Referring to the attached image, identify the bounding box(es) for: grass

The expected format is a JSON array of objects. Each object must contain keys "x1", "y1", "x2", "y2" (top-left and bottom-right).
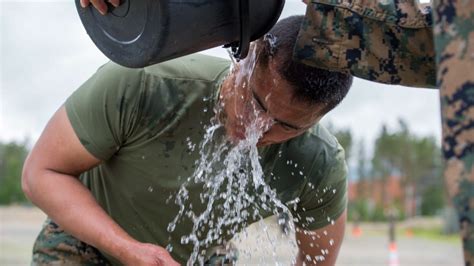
[
  {"x1": 399, "y1": 227, "x2": 460, "y2": 243},
  {"x1": 348, "y1": 221, "x2": 461, "y2": 244}
]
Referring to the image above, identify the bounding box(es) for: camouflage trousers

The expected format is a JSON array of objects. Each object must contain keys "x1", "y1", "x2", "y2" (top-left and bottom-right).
[
  {"x1": 32, "y1": 219, "x2": 111, "y2": 266},
  {"x1": 32, "y1": 218, "x2": 239, "y2": 265}
]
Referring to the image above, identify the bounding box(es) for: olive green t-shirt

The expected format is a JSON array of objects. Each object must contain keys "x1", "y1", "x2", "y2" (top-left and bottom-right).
[{"x1": 65, "y1": 54, "x2": 347, "y2": 264}]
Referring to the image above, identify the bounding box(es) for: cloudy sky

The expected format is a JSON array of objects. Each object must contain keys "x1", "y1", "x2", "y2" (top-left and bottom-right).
[{"x1": 0, "y1": 0, "x2": 441, "y2": 158}]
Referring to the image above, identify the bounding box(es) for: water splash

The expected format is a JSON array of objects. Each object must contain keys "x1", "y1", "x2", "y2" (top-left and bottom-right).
[
  {"x1": 168, "y1": 42, "x2": 297, "y2": 265},
  {"x1": 168, "y1": 108, "x2": 294, "y2": 264}
]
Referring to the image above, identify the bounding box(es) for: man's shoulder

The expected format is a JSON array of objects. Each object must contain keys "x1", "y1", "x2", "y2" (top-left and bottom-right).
[
  {"x1": 285, "y1": 124, "x2": 344, "y2": 162},
  {"x1": 143, "y1": 53, "x2": 231, "y2": 83},
  {"x1": 94, "y1": 54, "x2": 230, "y2": 88},
  {"x1": 262, "y1": 123, "x2": 347, "y2": 193},
  {"x1": 276, "y1": 124, "x2": 346, "y2": 179}
]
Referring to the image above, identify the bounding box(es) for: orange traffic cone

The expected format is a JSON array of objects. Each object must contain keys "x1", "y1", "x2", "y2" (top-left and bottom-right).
[
  {"x1": 388, "y1": 242, "x2": 399, "y2": 266},
  {"x1": 352, "y1": 226, "x2": 362, "y2": 237}
]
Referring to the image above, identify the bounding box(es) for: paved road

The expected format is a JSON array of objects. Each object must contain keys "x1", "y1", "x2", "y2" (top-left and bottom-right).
[
  {"x1": 234, "y1": 217, "x2": 463, "y2": 266},
  {"x1": 0, "y1": 207, "x2": 464, "y2": 265}
]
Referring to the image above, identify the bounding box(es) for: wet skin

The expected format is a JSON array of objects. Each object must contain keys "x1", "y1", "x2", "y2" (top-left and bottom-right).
[{"x1": 219, "y1": 47, "x2": 324, "y2": 147}]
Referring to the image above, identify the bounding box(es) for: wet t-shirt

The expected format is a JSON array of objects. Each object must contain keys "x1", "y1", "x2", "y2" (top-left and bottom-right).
[{"x1": 65, "y1": 54, "x2": 348, "y2": 264}]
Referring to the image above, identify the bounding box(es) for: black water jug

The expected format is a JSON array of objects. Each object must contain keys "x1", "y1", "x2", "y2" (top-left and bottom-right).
[{"x1": 75, "y1": 0, "x2": 285, "y2": 68}]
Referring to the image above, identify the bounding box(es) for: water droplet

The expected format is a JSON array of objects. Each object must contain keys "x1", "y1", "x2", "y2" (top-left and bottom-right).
[
  {"x1": 316, "y1": 255, "x2": 325, "y2": 261},
  {"x1": 167, "y1": 223, "x2": 175, "y2": 232}
]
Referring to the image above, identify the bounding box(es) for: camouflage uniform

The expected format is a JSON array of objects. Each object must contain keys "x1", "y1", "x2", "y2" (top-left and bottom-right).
[
  {"x1": 433, "y1": 1, "x2": 474, "y2": 264},
  {"x1": 33, "y1": 219, "x2": 238, "y2": 265},
  {"x1": 294, "y1": 0, "x2": 436, "y2": 87},
  {"x1": 32, "y1": 219, "x2": 111, "y2": 265},
  {"x1": 295, "y1": 0, "x2": 474, "y2": 264}
]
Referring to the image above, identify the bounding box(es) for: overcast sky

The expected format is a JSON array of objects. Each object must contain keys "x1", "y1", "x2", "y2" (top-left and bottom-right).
[{"x1": 0, "y1": 0, "x2": 441, "y2": 160}]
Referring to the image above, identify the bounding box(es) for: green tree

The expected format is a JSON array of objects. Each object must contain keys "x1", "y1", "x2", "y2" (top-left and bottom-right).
[
  {"x1": 356, "y1": 140, "x2": 370, "y2": 200},
  {"x1": 371, "y1": 125, "x2": 398, "y2": 210},
  {"x1": 371, "y1": 119, "x2": 444, "y2": 217},
  {"x1": 0, "y1": 141, "x2": 29, "y2": 204},
  {"x1": 411, "y1": 137, "x2": 444, "y2": 216},
  {"x1": 421, "y1": 185, "x2": 445, "y2": 216}
]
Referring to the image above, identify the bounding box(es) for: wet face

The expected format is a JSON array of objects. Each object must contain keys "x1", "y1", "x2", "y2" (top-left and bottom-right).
[{"x1": 219, "y1": 46, "x2": 324, "y2": 147}]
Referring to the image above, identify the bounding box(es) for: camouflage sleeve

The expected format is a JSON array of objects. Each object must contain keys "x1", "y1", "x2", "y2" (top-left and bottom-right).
[
  {"x1": 433, "y1": 0, "x2": 474, "y2": 264},
  {"x1": 294, "y1": 0, "x2": 436, "y2": 88}
]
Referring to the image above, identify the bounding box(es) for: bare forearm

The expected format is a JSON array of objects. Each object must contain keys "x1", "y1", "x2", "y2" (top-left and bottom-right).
[
  {"x1": 24, "y1": 169, "x2": 136, "y2": 262},
  {"x1": 294, "y1": 212, "x2": 346, "y2": 265},
  {"x1": 295, "y1": 249, "x2": 339, "y2": 266},
  {"x1": 22, "y1": 106, "x2": 179, "y2": 265}
]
